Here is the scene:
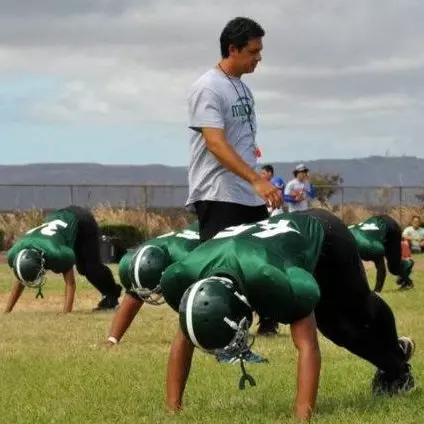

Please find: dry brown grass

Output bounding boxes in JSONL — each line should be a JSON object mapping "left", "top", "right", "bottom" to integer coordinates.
{"left": 91, "top": 205, "right": 193, "bottom": 238}
{"left": 0, "top": 206, "right": 194, "bottom": 250}
{"left": 0, "top": 208, "right": 45, "bottom": 249}
{"left": 311, "top": 201, "right": 424, "bottom": 226}
{"left": 1, "top": 203, "right": 424, "bottom": 251}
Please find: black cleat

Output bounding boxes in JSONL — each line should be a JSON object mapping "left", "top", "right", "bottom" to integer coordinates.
{"left": 372, "top": 337, "right": 416, "bottom": 396}
{"left": 92, "top": 295, "right": 119, "bottom": 312}
{"left": 399, "top": 337, "right": 416, "bottom": 362}
{"left": 372, "top": 366, "right": 415, "bottom": 396}
{"left": 257, "top": 317, "right": 279, "bottom": 336}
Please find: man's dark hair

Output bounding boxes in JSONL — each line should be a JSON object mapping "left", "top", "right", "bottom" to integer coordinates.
{"left": 412, "top": 215, "right": 421, "bottom": 221}
{"left": 220, "top": 17, "right": 265, "bottom": 58}
{"left": 261, "top": 164, "right": 274, "bottom": 175}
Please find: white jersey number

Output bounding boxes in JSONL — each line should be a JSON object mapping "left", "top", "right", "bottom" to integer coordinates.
{"left": 252, "top": 219, "right": 300, "bottom": 239}
{"left": 213, "top": 219, "right": 300, "bottom": 240}
{"left": 359, "top": 223, "right": 380, "bottom": 231}
{"left": 157, "top": 229, "right": 200, "bottom": 240}
{"left": 26, "top": 219, "right": 69, "bottom": 237}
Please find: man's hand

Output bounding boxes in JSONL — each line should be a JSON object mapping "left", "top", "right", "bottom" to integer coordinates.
{"left": 252, "top": 177, "right": 282, "bottom": 210}
{"left": 202, "top": 128, "right": 282, "bottom": 209}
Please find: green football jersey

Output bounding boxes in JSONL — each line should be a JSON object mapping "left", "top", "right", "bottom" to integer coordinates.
{"left": 119, "top": 221, "right": 200, "bottom": 290}
{"left": 348, "top": 216, "right": 387, "bottom": 261}
{"left": 161, "top": 214, "right": 324, "bottom": 324}
{"left": 7, "top": 209, "right": 79, "bottom": 274}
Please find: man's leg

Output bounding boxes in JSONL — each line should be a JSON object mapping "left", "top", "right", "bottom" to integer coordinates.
{"left": 373, "top": 257, "right": 387, "bottom": 293}
{"left": 383, "top": 215, "right": 414, "bottom": 289}
{"left": 73, "top": 208, "right": 122, "bottom": 310}
{"left": 194, "top": 200, "right": 269, "bottom": 241}
{"left": 315, "top": 293, "right": 415, "bottom": 395}
{"left": 309, "top": 209, "right": 415, "bottom": 395}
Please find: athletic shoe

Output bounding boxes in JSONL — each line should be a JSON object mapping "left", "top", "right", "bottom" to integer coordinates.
{"left": 372, "top": 366, "right": 415, "bottom": 396}
{"left": 399, "top": 336, "right": 416, "bottom": 362}
{"left": 372, "top": 338, "right": 416, "bottom": 396}
{"left": 398, "top": 280, "right": 414, "bottom": 290}
{"left": 257, "top": 317, "right": 279, "bottom": 336}
{"left": 93, "top": 295, "right": 119, "bottom": 311}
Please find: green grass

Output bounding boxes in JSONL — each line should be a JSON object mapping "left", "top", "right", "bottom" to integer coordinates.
{"left": 0, "top": 260, "right": 423, "bottom": 424}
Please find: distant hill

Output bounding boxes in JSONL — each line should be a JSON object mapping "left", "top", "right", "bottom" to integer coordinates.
{"left": 0, "top": 156, "right": 423, "bottom": 211}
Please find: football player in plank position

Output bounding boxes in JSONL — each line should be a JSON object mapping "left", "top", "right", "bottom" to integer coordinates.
{"left": 4, "top": 205, "right": 122, "bottom": 313}
{"left": 105, "top": 222, "right": 200, "bottom": 346}
{"left": 105, "top": 222, "right": 267, "bottom": 363}
{"left": 161, "top": 209, "right": 415, "bottom": 422}
{"left": 349, "top": 215, "right": 414, "bottom": 292}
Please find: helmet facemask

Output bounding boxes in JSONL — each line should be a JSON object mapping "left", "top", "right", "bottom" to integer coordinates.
{"left": 202, "top": 278, "right": 254, "bottom": 358}
{"left": 130, "top": 245, "right": 168, "bottom": 305}
{"left": 179, "top": 276, "right": 258, "bottom": 390}
{"left": 13, "top": 249, "right": 47, "bottom": 294}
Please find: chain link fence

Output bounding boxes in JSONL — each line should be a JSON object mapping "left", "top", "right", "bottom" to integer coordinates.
{"left": 0, "top": 183, "right": 423, "bottom": 226}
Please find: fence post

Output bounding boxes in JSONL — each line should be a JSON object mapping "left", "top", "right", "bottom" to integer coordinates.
{"left": 69, "top": 185, "right": 74, "bottom": 205}
{"left": 140, "top": 185, "right": 148, "bottom": 240}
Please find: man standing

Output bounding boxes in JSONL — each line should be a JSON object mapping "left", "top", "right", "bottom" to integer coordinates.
{"left": 186, "top": 16, "right": 281, "bottom": 242}
{"left": 185, "top": 17, "right": 281, "bottom": 340}
{"left": 284, "top": 164, "right": 316, "bottom": 213}
{"left": 261, "top": 164, "right": 285, "bottom": 216}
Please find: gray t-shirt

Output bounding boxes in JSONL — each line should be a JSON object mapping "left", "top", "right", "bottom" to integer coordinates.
{"left": 185, "top": 68, "right": 264, "bottom": 208}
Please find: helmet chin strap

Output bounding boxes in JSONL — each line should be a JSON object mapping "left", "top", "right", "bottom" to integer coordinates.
{"left": 215, "top": 316, "right": 257, "bottom": 390}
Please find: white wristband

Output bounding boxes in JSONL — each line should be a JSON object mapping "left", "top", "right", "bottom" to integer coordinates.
{"left": 107, "top": 336, "right": 118, "bottom": 345}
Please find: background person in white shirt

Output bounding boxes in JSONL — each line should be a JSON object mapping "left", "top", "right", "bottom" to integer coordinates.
{"left": 284, "top": 164, "right": 317, "bottom": 213}
{"left": 402, "top": 215, "right": 424, "bottom": 253}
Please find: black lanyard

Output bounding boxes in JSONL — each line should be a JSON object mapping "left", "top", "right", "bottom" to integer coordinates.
{"left": 217, "top": 64, "right": 255, "bottom": 138}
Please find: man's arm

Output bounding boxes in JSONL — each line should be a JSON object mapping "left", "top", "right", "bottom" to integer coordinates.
{"left": 166, "top": 328, "right": 195, "bottom": 413}
{"left": 106, "top": 293, "right": 144, "bottom": 346}
{"left": 202, "top": 128, "right": 281, "bottom": 209}
{"left": 63, "top": 268, "right": 77, "bottom": 313}
{"left": 374, "top": 257, "right": 387, "bottom": 292}
{"left": 290, "top": 313, "right": 321, "bottom": 421}
{"left": 4, "top": 280, "right": 25, "bottom": 313}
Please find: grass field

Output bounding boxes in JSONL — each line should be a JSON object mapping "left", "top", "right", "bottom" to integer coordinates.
{"left": 0, "top": 260, "right": 423, "bottom": 424}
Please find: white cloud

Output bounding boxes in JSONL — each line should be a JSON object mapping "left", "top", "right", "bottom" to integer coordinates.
{"left": 1, "top": 0, "right": 424, "bottom": 156}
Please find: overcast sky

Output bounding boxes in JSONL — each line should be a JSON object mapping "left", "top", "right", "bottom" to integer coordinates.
{"left": 1, "top": 0, "right": 424, "bottom": 165}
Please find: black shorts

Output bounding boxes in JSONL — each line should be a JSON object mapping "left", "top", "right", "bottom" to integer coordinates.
{"left": 194, "top": 200, "right": 269, "bottom": 242}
